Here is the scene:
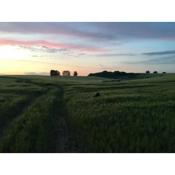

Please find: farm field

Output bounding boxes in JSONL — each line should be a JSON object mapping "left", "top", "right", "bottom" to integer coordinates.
{"left": 0, "top": 74, "right": 175, "bottom": 153}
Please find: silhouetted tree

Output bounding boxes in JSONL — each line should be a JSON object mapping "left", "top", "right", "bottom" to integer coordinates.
{"left": 62, "top": 70, "right": 71, "bottom": 76}
{"left": 162, "top": 72, "right": 166, "bottom": 74}
{"left": 153, "top": 71, "right": 158, "bottom": 74}
{"left": 50, "top": 70, "right": 60, "bottom": 76}
{"left": 146, "top": 70, "right": 150, "bottom": 74}
{"left": 73, "top": 71, "right": 78, "bottom": 77}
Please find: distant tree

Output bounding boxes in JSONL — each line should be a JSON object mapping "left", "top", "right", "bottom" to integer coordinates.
{"left": 73, "top": 71, "right": 78, "bottom": 77}
{"left": 62, "top": 70, "right": 71, "bottom": 76}
{"left": 146, "top": 70, "right": 150, "bottom": 74}
{"left": 153, "top": 71, "right": 158, "bottom": 74}
{"left": 162, "top": 72, "right": 166, "bottom": 74}
{"left": 50, "top": 70, "right": 60, "bottom": 76}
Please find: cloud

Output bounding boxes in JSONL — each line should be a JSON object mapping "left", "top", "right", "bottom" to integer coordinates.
{"left": 1, "top": 22, "right": 175, "bottom": 42}
{"left": 142, "top": 50, "right": 175, "bottom": 56}
{"left": 140, "top": 50, "right": 175, "bottom": 64}
{"left": 96, "top": 53, "right": 136, "bottom": 57}
{"left": 0, "top": 38, "right": 106, "bottom": 53}
{"left": 144, "top": 56, "right": 175, "bottom": 64}
{"left": 125, "top": 55, "right": 175, "bottom": 65}
{"left": 0, "top": 23, "right": 114, "bottom": 41}
{"left": 103, "top": 49, "right": 175, "bottom": 65}
{"left": 150, "top": 56, "right": 175, "bottom": 64}
{"left": 28, "top": 46, "right": 70, "bottom": 54}
{"left": 97, "top": 49, "right": 175, "bottom": 58}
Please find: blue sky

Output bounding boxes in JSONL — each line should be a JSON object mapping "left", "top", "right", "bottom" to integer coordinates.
{"left": 0, "top": 22, "right": 175, "bottom": 75}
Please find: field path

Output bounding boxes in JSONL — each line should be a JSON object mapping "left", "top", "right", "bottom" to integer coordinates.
{"left": 0, "top": 81, "right": 71, "bottom": 152}
{"left": 53, "top": 86, "right": 70, "bottom": 152}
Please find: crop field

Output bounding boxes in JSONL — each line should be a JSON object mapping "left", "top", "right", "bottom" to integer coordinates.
{"left": 0, "top": 74, "right": 175, "bottom": 153}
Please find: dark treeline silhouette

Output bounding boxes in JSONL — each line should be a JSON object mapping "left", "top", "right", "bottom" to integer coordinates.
{"left": 50, "top": 70, "right": 60, "bottom": 76}
{"left": 88, "top": 71, "right": 142, "bottom": 79}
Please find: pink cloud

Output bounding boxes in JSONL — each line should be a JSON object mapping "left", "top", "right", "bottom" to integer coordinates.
{"left": 0, "top": 23, "right": 108, "bottom": 40}
{"left": 0, "top": 38, "right": 106, "bottom": 53}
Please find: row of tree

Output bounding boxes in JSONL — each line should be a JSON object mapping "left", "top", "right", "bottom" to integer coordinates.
{"left": 50, "top": 70, "right": 78, "bottom": 77}
{"left": 146, "top": 71, "right": 166, "bottom": 74}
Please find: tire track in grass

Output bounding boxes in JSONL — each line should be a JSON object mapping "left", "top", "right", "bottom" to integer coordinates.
{"left": 0, "top": 86, "right": 71, "bottom": 153}
{"left": 0, "top": 92, "right": 44, "bottom": 140}
{"left": 54, "top": 87, "right": 69, "bottom": 152}
{"left": 0, "top": 77, "right": 50, "bottom": 140}
{"left": 54, "top": 86, "right": 80, "bottom": 153}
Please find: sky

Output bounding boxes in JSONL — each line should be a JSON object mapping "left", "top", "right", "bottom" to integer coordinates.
{"left": 0, "top": 22, "right": 175, "bottom": 75}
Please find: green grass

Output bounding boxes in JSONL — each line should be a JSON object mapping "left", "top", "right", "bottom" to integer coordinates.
{"left": 0, "top": 74, "right": 175, "bottom": 152}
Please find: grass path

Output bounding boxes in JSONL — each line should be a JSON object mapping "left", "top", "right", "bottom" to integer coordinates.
{"left": 0, "top": 91, "right": 45, "bottom": 141}
{"left": 0, "top": 84, "right": 71, "bottom": 153}
{"left": 54, "top": 87, "right": 70, "bottom": 152}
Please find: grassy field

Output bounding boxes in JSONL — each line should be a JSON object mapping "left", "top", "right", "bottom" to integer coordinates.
{"left": 0, "top": 74, "right": 175, "bottom": 153}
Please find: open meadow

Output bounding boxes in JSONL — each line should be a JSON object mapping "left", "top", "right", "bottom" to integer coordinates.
{"left": 0, "top": 74, "right": 175, "bottom": 152}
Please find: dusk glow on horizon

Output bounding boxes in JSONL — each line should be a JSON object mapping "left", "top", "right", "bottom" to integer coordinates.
{"left": 0, "top": 22, "right": 175, "bottom": 76}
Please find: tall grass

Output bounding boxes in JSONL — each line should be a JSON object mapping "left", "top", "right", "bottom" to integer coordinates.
{"left": 0, "top": 88, "right": 64, "bottom": 152}
{"left": 0, "top": 74, "right": 175, "bottom": 152}
{"left": 65, "top": 75, "right": 175, "bottom": 152}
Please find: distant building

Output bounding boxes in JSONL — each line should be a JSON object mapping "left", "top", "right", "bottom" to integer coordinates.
{"left": 50, "top": 70, "right": 60, "bottom": 76}
{"left": 62, "top": 70, "right": 71, "bottom": 76}
{"left": 73, "top": 71, "right": 78, "bottom": 77}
